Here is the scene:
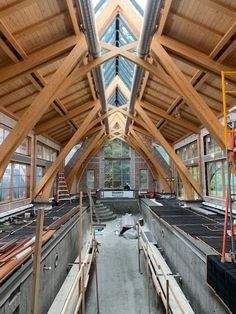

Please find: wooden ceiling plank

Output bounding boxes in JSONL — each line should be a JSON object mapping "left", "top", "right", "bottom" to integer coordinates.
{"left": 0, "top": 0, "right": 38, "bottom": 18}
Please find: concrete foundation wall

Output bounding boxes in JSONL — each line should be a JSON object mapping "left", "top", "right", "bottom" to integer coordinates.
{"left": 141, "top": 201, "right": 229, "bottom": 314}
{"left": 100, "top": 199, "right": 140, "bottom": 215}
{"left": 0, "top": 210, "right": 90, "bottom": 314}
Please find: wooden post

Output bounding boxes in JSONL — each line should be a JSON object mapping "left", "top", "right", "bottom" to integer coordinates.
{"left": 87, "top": 189, "right": 94, "bottom": 232}
{"left": 31, "top": 208, "right": 44, "bottom": 314}
{"left": 79, "top": 191, "right": 83, "bottom": 268}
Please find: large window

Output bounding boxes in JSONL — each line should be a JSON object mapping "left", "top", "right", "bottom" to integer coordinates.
{"left": 0, "top": 163, "right": 29, "bottom": 202}
{"left": 37, "top": 142, "right": 57, "bottom": 161}
{"left": 139, "top": 169, "right": 148, "bottom": 189}
{"left": 204, "top": 134, "right": 223, "bottom": 155}
{"left": 206, "top": 160, "right": 226, "bottom": 198}
{"left": 104, "top": 140, "right": 130, "bottom": 188}
{"left": 176, "top": 141, "right": 198, "bottom": 161}
{"left": 0, "top": 125, "right": 29, "bottom": 155}
{"left": 36, "top": 166, "right": 44, "bottom": 184}
{"left": 87, "top": 170, "right": 95, "bottom": 189}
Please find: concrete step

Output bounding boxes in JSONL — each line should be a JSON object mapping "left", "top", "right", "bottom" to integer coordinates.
{"left": 93, "top": 211, "right": 115, "bottom": 219}
{"left": 94, "top": 208, "right": 111, "bottom": 214}
{"left": 94, "top": 206, "right": 109, "bottom": 211}
{"left": 93, "top": 213, "right": 116, "bottom": 222}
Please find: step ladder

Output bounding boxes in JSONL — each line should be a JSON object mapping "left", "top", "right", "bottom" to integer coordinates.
{"left": 87, "top": 189, "right": 100, "bottom": 224}
{"left": 56, "top": 171, "right": 71, "bottom": 203}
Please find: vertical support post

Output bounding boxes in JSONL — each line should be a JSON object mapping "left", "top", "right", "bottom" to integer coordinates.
{"left": 81, "top": 266, "right": 85, "bottom": 314}
{"left": 166, "top": 279, "right": 169, "bottom": 314}
{"left": 79, "top": 191, "right": 83, "bottom": 268}
{"left": 137, "top": 223, "right": 141, "bottom": 274}
{"left": 93, "top": 232, "right": 100, "bottom": 314}
{"left": 31, "top": 135, "right": 37, "bottom": 192}
{"left": 87, "top": 189, "right": 94, "bottom": 232}
{"left": 31, "top": 208, "right": 44, "bottom": 314}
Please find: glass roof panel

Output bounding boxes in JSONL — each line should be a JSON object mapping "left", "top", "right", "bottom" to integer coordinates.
{"left": 107, "top": 88, "right": 127, "bottom": 107}
{"left": 100, "top": 14, "right": 137, "bottom": 98}
{"left": 93, "top": 0, "right": 107, "bottom": 14}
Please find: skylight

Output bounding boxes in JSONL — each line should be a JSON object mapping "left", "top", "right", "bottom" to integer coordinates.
{"left": 107, "top": 88, "right": 127, "bottom": 106}
{"left": 100, "top": 14, "right": 136, "bottom": 106}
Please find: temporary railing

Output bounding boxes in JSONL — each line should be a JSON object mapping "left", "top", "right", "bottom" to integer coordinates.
{"left": 137, "top": 222, "right": 195, "bottom": 314}
{"left": 48, "top": 233, "right": 99, "bottom": 314}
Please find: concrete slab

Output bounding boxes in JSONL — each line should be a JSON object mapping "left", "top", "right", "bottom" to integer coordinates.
{"left": 85, "top": 217, "right": 164, "bottom": 314}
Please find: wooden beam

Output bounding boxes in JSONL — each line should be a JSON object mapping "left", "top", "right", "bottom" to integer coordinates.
{"left": 0, "top": 38, "right": 87, "bottom": 180}
{"left": 0, "top": 35, "right": 81, "bottom": 83}
{"left": 66, "top": 0, "right": 80, "bottom": 35}
{"left": 155, "top": 34, "right": 235, "bottom": 75}
{"left": 136, "top": 103, "right": 202, "bottom": 198}
{"left": 157, "top": 21, "right": 236, "bottom": 131}
{"left": 66, "top": 129, "right": 105, "bottom": 190}
{"left": 35, "top": 101, "right": 96, "bottom": 134}
{"left": 140, "top": 101, "right": 199, "bottom": 133}
{"left": 157, "top": 0, "right": 172, "bottom": 35}
{"left": 151, "top": 40, "right": 225, "bottom": 149}
{"left": 56, "top": 42, "right": 137, "bottom": 98}
{"left": 33, "top": 104, "right": 101, "bottom": 198}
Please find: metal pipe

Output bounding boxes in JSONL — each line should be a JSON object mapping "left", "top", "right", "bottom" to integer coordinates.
{"left": 125, "top": 0, "right": 163, "bottom": 134}
{"left": 77, "top": 0, "right": 109, "bottom": 133}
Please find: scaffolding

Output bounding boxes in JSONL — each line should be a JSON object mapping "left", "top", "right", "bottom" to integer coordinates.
{"left": 221, "top": 71, "right": 236, "bottom": 262}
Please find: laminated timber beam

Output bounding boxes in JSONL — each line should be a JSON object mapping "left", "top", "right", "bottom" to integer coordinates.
{"left": 135, "top": 103, "right": 202, "bottom": 198}
{"left": 33, "top": 105, "right": 101, "bottom": 199}
{"left": 128, "top": 126, "right": 192, "bottom": 198}
{"left": 35, "top": 101, "right": 97, "bottom": 135}
{"left": 154, "top": 34, "right": 235, "bottom": 76}
{"left": 0, "top": 37, "right": 87, "bottom": 180}
{"left": 0, "top": 35, "right": 81, "bottom": 83}
{"left": 151, "top": 40, "right": 225, "bottom": 149}
{"left": 66, "top": 129, "right": 105, "bottom": 190}
{"left": 140, "top": 101, "right": 199, "bottom": 134}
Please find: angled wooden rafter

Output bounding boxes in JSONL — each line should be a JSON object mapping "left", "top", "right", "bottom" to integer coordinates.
{"left": 151, "top": 40, "right": 225, "bottom": 149}
{"left": 135, "top": 103, "right": 203, "bottom": 198}
{"left": 66, "top": 129, "right": 105, "bottom": 190}
{"left": 33, "top": 104, "right": 101, "bottom": 199}
{"left": 0, "top": 37, "right": 88, "bottom": 180}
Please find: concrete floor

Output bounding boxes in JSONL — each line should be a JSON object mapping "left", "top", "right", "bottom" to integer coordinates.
{"left": 85, "top": 217, "right": 164, "bottom": 314}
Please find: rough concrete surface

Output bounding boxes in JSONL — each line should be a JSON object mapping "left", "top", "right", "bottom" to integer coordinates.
{"left": 85, "top": 217, "right": 164, "bottom": 314}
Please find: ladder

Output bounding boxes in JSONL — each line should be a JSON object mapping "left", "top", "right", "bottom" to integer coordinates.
{"left": 56, "top": 170, "right": 71, "bottom": 203}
